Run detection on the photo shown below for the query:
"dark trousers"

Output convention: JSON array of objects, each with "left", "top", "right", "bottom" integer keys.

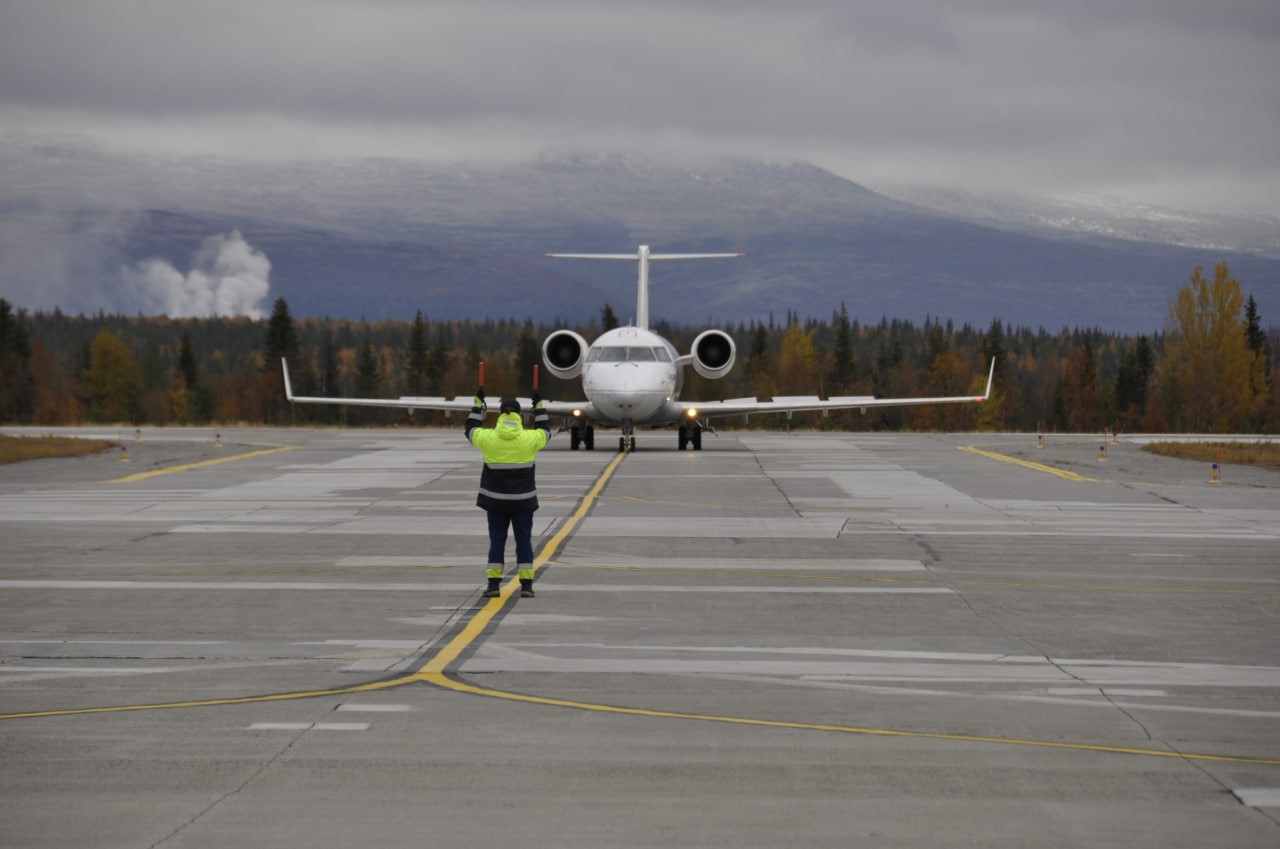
[{"left": 487, "top": 510, "right": 534, "bottom": 568}]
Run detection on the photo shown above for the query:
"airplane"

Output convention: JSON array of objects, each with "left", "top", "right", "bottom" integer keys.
[{"left": 282, "top": 244, "right": 994, "bottom": 451}]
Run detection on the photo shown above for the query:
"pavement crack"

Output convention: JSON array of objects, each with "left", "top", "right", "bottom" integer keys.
[{"left": 148, "top": 729, "right": 305, "bottom": 848}]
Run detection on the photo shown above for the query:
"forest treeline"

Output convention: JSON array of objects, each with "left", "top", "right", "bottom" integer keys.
[{"left": 1, "top": 262, "right": 1276, "bottom": 434}]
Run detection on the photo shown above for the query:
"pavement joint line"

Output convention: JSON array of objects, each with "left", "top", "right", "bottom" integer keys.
[
  {"left": 106, "top": 445, "right": 299, "bottom": 483},
  {"left": 6, "top": 446, "right": 1280, "bottom": 767},
  {"left": 957, "top": 444, "right": 1096, "bottom": 481}
]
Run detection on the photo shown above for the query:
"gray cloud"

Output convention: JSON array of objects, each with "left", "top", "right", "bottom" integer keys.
[{"left": 1, "top": 0, "right": 1277, "bottom": 212}]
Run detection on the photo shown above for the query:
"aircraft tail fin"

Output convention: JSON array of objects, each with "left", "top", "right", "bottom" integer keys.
[{"left": 547, "top": 245, "right": 743, "bottom": 329}]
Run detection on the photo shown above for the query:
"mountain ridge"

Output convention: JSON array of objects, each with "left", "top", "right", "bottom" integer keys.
[{"left": 2, "top": 135, "right": 1277, "bottom": 333}]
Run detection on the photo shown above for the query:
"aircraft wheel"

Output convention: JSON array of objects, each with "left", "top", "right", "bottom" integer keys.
[
  {"left": 570, "top": 426, "right": 581, "bottom": 451},
  {"left": 619, "top": 436, "right": 626, "bottom": 452},
  {"left": 692, "top": 426, "right": 702, "bottom": 451},
  {"left": 584, "top": 427, "right": 594, "bottom": 450},
  {"left": 678, "top": 427, "right": 688, "bottom": 451}
]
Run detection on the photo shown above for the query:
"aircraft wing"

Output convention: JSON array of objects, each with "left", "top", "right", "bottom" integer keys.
[
  {"left": 282, "top": 359, "right": 584, "bottom": 415},
  {"left": 682, "top": 359, "right": 995, "bottom": 420}
]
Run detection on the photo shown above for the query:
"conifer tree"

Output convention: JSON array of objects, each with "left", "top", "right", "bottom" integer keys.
[
  {"left": 262, "top": 297, "right": 306, "bottom": 423},
  {"left": 514, "top": 320, "right": 541, "bottom": 395},
  {"left": 601, "top": 303, "right": 619, "bottom": 332},
  {"left": 0, "top": 299, "right": 33, "bottom": 422},
  {"left": 405, "top": 311, "right": 430, "bottom": 394},
  {"left": 831, "top": 303, "right": 855, "bottom": 392}
]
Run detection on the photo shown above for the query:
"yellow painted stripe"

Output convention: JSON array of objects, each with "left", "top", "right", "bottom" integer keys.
[
  {"left": 10, "top": 445, "right": 1280, "bottom": 768},
  {"left": 0, "top": 678, "right": 407, "bottom": 720},
  {"left": 415, "top": 671, "right": 1280, "bottom": 766},
  {"left": 417, "top": 449, "right": 628, "bottom": 675},
  {"left": 0, "top": 450, "right": 628, "bottom": 721},
  {"left": 108, "top": 445, "right": 297, "bottom": 483},
  {"left": 958, "top": 444, "right": 1095, "bottom": 481}
]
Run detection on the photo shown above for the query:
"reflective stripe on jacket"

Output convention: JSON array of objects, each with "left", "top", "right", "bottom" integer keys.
[{"left": 466, "top": 404, "right": 550, "bottom": 514}]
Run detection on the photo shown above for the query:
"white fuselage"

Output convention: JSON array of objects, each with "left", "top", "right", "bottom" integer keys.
[{"left": 580, "top": 326, "right": 681, "bottom": 425}]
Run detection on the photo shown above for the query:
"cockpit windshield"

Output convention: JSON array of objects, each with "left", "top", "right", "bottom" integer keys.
[{"left": 587, "top": 346, "right": 671, "bottom": 363}]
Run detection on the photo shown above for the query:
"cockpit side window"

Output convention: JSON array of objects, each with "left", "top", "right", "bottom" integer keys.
[
  {"left": 628, "top": 347, "right": 656, "bottom": 361},
  {"left": 653, "top": 348, "right": 671, "bottom": 362}
]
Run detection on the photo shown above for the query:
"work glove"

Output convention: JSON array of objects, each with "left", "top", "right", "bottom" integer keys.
[
  {"left": 476, "top": 387, "right": 485, "bottom": 401},
  {"left": 472, "top": 396, "right": 486, "bottom": 411},
  {"left": 531, "top": 390, "right": 541, "bottom": 407}
]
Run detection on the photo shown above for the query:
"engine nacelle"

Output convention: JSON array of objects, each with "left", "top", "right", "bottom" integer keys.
[
  {"left": 542, "top": 330, "right": 588, "bottom": 380},
  {"left": 690, "top": 329, "right": 736, "bottom": 380}
]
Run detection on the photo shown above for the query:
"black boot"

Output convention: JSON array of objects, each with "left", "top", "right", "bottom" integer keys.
[
  {"left": 520, "top": 579, "right": 536, "bottom": 598},
  {"left": 482, "top": 577, "right": 501, "bottom": 598}
]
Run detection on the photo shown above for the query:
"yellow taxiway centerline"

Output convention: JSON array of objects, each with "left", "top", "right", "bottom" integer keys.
[
  {"left": 108, "top": 445, "right": 298, "bottom": 483},
  {"left": 958, "top": 444, "right": 1095, "bottom": 481},
  {"left": 8, "top": 444, "right": 1279, "bottom": 767}
]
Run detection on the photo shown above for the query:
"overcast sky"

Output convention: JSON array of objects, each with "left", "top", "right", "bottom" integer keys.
[{"left": 2, "top": 0, "right": 1278, "bottom": 214}]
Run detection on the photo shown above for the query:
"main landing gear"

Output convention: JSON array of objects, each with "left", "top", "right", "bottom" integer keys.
[
  {"left": 677, "top": 422, "right": 702, "bottom": 451},
  {"left": 569, "top": 424, "right": 595, "bottom": 451},
  {"left": 567, "top": 423, "right": 702, "bottom": 452}
]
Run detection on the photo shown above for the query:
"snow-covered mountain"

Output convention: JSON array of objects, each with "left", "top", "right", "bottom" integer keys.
[
  {"left": 2, "top": 134, "right": 1277, "bottom": 334},
  {"left": 876, "top": 185, "right": 1280, "bottom": 258}
]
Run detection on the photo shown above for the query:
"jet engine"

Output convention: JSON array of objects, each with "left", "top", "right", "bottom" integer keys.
[
  {"left": 542, "top": 330, "right": 588, "bottom": 380},
  {"left": 690, "top": 329, "right": 736, "bottom": 380}
]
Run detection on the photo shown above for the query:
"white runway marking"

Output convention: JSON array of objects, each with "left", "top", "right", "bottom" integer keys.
[
  {"left": 0, "top": 666, "right": 177, "bottom": 675},
  {"left": 0, "top": 579, "right": 948, "bottom": 594},
  {"left": 0, "top": 580, "right": 481, "bottom": 591},
  {"left": 554, "top": 556, "right": 926, "bottom": 572},
  {"left": 248, "top": 722, "right": 370, "bottom": 731},
  {"left": 335, "top": 704, "right": 414, "bottom": 712},
  {"left": 1232, "top": 788, "right": 1280, "bottom": 807}
]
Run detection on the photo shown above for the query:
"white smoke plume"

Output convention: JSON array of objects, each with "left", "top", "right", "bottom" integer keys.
[{"left": 123, "top": 230, "right": 271, "bottom": 318}]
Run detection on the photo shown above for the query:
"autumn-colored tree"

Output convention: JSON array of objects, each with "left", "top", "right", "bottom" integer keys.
[
  {"left": 29, "top": 339, "right": 84, "bottom": 424},
  {"left": 913, "top": 349, "right": 975, "bottom": 430},
  {"left": 1061, "top": 341, "right": 1099, "bottom": 431},
  {"left": 776, "top": 322, "right": 819, "bottom": 393},
  {"left": 1158, "top": 263, "right": 1263, "bottom": 432},
  {"left": 167, "top": 373, "right": 190, "bottom": 423},
  {"left": 87, "top": 329, "right": 141, "bottom": 423}
]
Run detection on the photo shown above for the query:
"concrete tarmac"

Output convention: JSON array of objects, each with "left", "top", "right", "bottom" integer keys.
[{"left": 1, "top": 426, "right": 1278, "bottom": 848}]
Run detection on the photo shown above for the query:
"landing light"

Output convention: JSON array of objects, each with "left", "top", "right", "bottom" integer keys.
[
  {"left": 572, "top": 408, "right": 583, "bottom": 418},
  {"left": 685, "top": 408, "right": 698, "bottom": 418}
]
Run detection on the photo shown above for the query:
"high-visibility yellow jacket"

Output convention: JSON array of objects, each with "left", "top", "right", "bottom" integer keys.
[{"left": 465, "top": 403, "right": 550, "bottom": 514}]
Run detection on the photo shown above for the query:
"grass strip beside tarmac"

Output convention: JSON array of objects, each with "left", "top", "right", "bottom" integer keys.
[
  {"left": 0, "top": 434, "right": 117, "bottom": 465},
  {"left": 1143, "top": 441, "right": 1280, "bottom": 470}
]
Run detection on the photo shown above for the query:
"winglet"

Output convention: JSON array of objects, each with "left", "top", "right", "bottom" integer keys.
[
  {"left": 281, "top": 357, "right": 295, "bottom": 401},
  {"left": 982, "top": 358, "right": 995, "bottom": 401}
]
